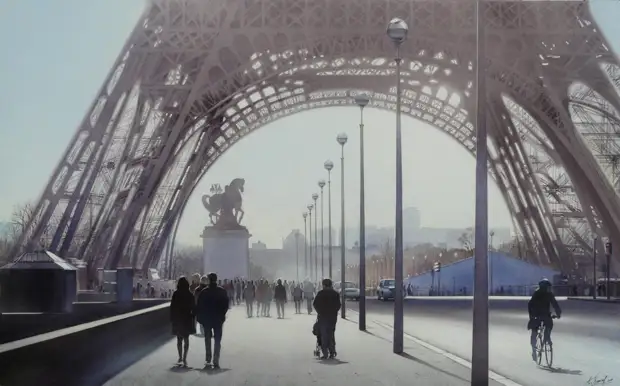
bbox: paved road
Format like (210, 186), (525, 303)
(105, 305), (503, 386)
(348, 297), (620, 386)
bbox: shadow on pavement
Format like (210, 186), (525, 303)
(169, 365), (193, 373)
(398, 352), (470, 383)
(362, 329), (391, 343)
(540, 367), (582, 375)
(201, 367), (231, 374)
(317, 358), (349, 365)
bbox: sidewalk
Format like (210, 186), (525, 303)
(105, 304), (502, 386)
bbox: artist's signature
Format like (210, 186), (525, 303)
(588, 375), (614, 385)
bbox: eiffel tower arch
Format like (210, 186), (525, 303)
(12, 0), (620, 276)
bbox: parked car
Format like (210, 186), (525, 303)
(334, 281), (361, 301)
(377, 278), (396, 301)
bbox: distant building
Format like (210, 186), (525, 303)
(251, 241), (267, 250)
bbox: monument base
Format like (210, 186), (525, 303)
(201, 226), (251, 280)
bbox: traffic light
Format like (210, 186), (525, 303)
(433, 262), (441, 273)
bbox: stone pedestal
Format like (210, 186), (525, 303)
(201, 226), (251, 280)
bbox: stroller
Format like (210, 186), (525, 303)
(312, 318), (322, 358)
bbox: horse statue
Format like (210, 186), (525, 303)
(202, 178), (245, 228)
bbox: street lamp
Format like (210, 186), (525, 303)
(593, 234), (598, 300)
(471, 1), (490, 384)
(303, 212), (308, 279)
(387, 16), (408, 354)
(489, 230), (495, 294)
(295, 230), (300, 283)
(355, 92), (370, 331)
(319, 179), (326, 279)
(312, 193), (319, 283)
(337, 132), (348, 319)
(324, 160), (334, 279)
(307, 204), (314, 280)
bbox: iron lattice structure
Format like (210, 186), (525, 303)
(12, 0), (620, 275)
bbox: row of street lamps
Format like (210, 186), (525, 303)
(301, 161), (335, 284)
(300, 13), (489, 385)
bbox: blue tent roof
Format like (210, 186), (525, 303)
(406, 252), (559, 294)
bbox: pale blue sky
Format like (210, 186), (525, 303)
(0, 1), (618, 248)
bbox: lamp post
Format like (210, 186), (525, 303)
(471, 1), (490, 384)
(387, 16), (408, 354)
(489, 230), (495, 294)
(337, 132), (348, 319)
(312, 193), (319, 283)
(307, 204), (314, 280)
(324, 160), (334, 279)
(355, 92), (370, 331)
(319, 180), (326, 280)
(303, 212), (308, 279)
(593, 234), (598, 300)
(295, 230), (300, 283)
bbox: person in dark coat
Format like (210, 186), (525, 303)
(170, 276), (196, 366)
(313, 278), (341, 359)
(274, 279), (288, 319)
(196, 272), (229, 368)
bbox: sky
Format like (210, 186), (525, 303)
(0, 0), (619, 249)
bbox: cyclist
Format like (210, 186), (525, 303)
(527, 278), (561, 361)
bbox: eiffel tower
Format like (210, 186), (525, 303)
(12, 0), (620, 276)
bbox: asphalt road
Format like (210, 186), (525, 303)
(347, 296), (620, 386)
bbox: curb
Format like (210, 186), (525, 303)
(347, 308), (524, 386)
(567, 297), (620, 304)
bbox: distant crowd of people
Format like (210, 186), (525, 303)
(169, 273), (341, 368)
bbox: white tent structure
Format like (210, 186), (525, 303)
(406, 252), (560, 296)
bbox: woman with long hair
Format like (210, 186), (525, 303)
(170, 276), (196, 366)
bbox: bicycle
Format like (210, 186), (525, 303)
(535, 315), (558, 367)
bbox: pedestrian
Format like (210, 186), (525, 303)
(235, 279), (242, 305)
(274, 279), (287, 318)
(303, 278), (316, 315)
(292, 283), (303, 314)
(313, 278), (341, 359)
(190, 273), (200, 293)
(196, 272), (229, 368)
(194, 275), (208, 335)
(244, 280), (255, 317)
(170, 276), (196, 366)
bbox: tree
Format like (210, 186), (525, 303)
(209, 184), (223, 195)
(458, 227), (474, 254)
(170, 245), (203, 279)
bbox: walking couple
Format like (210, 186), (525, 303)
(170, 272), (229, 368)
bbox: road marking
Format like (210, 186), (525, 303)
(347, 309), (524, 386)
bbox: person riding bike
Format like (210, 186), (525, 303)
(527, 278), (561, 362)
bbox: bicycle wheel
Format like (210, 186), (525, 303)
(536, 330), (544, 366)
(544, 340), (553, 367)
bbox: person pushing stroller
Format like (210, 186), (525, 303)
(312, 278), (341, 359)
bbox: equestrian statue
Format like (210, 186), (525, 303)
(202, 178), (246, 229)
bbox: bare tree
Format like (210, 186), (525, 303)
(458, 227), (474, 254)
(171, 245), (203, 279)
(209, 184), (223, 195)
